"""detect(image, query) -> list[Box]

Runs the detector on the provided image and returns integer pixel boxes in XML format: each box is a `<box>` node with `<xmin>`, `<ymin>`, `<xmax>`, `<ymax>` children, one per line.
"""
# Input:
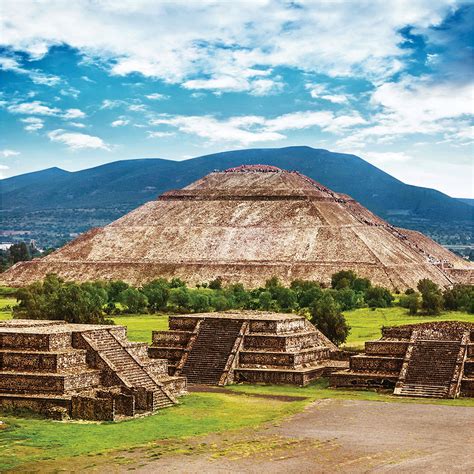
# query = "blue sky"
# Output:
<box><xmin>0</xmin><ymin>0</ymin><xmax>473</xmax><ymax>197</ymax></box>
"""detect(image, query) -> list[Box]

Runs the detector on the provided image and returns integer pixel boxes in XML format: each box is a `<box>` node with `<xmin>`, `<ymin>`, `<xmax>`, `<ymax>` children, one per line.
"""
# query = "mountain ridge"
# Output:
<box><xmin>1</xmin><ymin>147</ymin><xmax>472</xmax><ymax>248</ymax></box>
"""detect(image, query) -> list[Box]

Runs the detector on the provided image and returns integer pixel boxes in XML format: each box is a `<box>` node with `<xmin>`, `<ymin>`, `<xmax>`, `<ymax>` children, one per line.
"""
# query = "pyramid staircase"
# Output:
<box><xmin>149</xmin><ymin>312</ymin><xmax>341</xmax><ymax>386</ymax></box>
<box><xmin>331</xmin><ymin>322</ymin><xmax>473</xmax><ymax>399</ymax></box>
<box><xmin>82</xmin><ymin>330</ymin><xmax>175</xmax><ymax>409</ymax></box>
<box><xmin>178</xmin><ymin>319</ymin><xmax>245</xmax><ymax>385</ymax></box>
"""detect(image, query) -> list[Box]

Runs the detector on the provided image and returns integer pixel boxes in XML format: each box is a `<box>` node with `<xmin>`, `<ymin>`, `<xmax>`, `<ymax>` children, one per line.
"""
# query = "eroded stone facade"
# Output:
<box><xmin>2</xmin><ymin>165</ymin><xmax>472</xmax><ymax>290</ymax></box>
<box><xmin>0</xmin><ymin>320</ymin><xmax>186</xmax><ymax>420</ymax></box>
<box><xmin>330</xmin><ymin>321</ymin><xmax>474</xmax><ymax>399</ymax></box>
<box><xmin>149</xmin><ymin>311</ymin><xmax>346</xmax><ymax>387</ymax></box>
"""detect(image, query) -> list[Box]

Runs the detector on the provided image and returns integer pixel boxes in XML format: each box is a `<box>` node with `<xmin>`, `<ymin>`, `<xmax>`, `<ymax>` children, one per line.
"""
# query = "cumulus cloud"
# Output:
<box><xmin>21</xmin><ymin>117</ymin><xmax>44</xmax><ymax>132</ymax></box>
<box><xmin>111</xmin><ymin>119</ymin><xmax>130</xmax><ymax>127</ymax></box>
<box><xmin>0</xmin><ymin>0</ymin><xmax>457</xmax><ymax>93</ymax></box>
<box><xmin>7</xmin><ymin>101</ymin><xmax>61</xmax><ymax>116</ymax></box>
<box><xmin>63</xmin><ymin>108</ymin><xmax>86</xmax><ymax>120</ymax></box>
<box><xmin>0</xmin><ymin>55</ymin><xmax>61</xmax><ymax>86</ymax></box>
<box><xmin>145</xmin><ymin>93</ymin><xmax>169</xmax><ymax>100</ymax></box>
<box><xmin>0</xmin><ymin>149</ymin><xmax>20</xmax><ymax>157</ymax></box>
<box><xmin>47</xmin><ymin>129</ymin><xmax>110</xmax><ymax>151</ymax></box>
<box><xmin>150</xmin><ymin>109</ymin><xmax>366</xmax><ymax>145</ymax></box>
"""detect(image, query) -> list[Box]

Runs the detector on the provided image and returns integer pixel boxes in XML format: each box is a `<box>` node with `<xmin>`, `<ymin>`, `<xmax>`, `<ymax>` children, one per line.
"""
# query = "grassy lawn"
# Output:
<box><xmin>0</xmin><ymin>390</ymin><xmax>307</xmax><ymax>471</ymax></box>
<box><xmin>112</xmin><ymin>314</ymin><xmax>169</xmax><ymax>342</ymax></box>
<box><xmin>0</xmin><ymin>296</ymin><xmax>15</xmax><ymax>321</ymax></box>
<box><xmin>342</xmin><ymin>306</ymin><xmax>474</xmax><ymax>350</ymax></box>
<box><xmin>1</xmin><ymin>379</ymin><xmax>473</xmax><ymax>471</ymax></box>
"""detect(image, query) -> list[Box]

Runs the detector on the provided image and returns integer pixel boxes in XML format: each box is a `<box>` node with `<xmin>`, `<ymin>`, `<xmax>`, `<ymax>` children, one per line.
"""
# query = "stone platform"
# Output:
<box><xmin>330</xmin><ymin>321</ymin><xmax>474</xmax><ymax>399</ymax></box>
<box><xmin>0</xmin><ymin>320</ymin><xmax>186</xmax><ymax>420</ymax></box>
<box><xmin>148</xmin><ymin>311</ymin><xmax>344</xmax><ymax>386</ymax></box>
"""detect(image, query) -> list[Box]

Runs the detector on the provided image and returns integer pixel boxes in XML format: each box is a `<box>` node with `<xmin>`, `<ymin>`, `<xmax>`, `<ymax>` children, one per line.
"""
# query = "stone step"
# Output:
<box><xmin>0</xmin><ymin>369</ymin><xmax>101</xmax><ymax>394</ymax></box>
<box><xmin>0</xmin><ymin>349</ymin><xmax>88</xmax><ymax>372</ymax></box>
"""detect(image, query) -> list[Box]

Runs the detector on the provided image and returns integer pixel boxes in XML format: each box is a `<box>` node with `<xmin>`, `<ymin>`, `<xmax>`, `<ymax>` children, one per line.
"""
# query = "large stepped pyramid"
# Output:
<box><xmin>149</xmin><ymin>311</ymin><xmax>345</xmax><ymax>386</ymax></box>
<box><xmin>2</xmin><ymin>165</ymin><xmax>472</xmax><ymax>290</ymax></box>
<box><xmin>0</xmin><ymin>320</ymin><xmax>185</xmax><ymax>420</ymax></box>
<box><xmin>330</xmin><ymin>321</ymin><xmax>474</xmax><ymax>399</ymax></box>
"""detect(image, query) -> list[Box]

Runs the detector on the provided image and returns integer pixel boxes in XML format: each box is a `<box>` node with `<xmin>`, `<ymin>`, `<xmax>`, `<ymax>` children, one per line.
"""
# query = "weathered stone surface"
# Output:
<box><xmin>149</xmin><ymin>311</ymin><xmax>343</xmax><ymax>387</ymax></box>
<box><xmin>2</xmin><ymin>165</ymin><xmax>471</xmax><ymax>290</ymax></box>
<box><xmin>0</xmin><ymin>320</ymin><xmax>185</xmax><ymax>420</ymax></box>
<box><xmin>331</xmin><ymin>321</ymin><xmax>474</xmax><ymax>399</ymax></box>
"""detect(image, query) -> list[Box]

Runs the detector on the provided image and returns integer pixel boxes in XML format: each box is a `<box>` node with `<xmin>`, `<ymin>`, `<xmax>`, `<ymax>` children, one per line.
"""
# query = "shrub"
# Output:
<box><xmin>310</xmin><ymin>293</ymin><xmax>350</xmax><ymax>345</ymax></box>
<box><xmin>443</xmin><ymin>284</ymin><xmax>474</xmax><ymax>313</ymax></box>
<box><xmin>365</xmin><ymin>286</ymin><xmax>394</xmax><ymax>308</ymax></box>
<box><xmin>118</xmin><ymin>288</ymin><xmax>148</xmax><ymax>313</ymax></box>
<box><xmin>399</xmin><ymin>292</ymin><xmax>421</xmax><ymax>315</ymax></box>
<box><xmin>141</xmin><ymin>279</ymin><xmax>169</xmax><ymax>312</ymax></box>
<box><xmin>331</xmin><ymin>270</ymin><xmax>357</xmax><ymax>290</ymax></box>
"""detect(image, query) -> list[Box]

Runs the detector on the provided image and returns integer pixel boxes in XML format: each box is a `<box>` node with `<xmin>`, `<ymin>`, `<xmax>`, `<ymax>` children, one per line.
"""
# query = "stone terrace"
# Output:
<box><xmin>330</xmin><ymin>321</ymin><xmax>474</xmax><ymax>399</ymax></box>
<box><xmin>149</xmin><ymin>311</ymin><xmax>345</xmax><ymax>386</ymax></box>
<box><xmin>0</xmin><ymin>320</ymin><xmax>186</xmax><ymax>420</ymax></box>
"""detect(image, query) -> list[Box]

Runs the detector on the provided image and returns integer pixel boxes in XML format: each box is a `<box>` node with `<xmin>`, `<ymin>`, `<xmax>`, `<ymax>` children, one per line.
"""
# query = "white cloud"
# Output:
<box><xmin>0</xmin><ymin>149</ymin><xmax>20</xmax><ymax>157</ymax></box>
<box><xmin>145</xmin><ymin>93</ymin><xmax>169</xmax><ymax>100</ymax></box>
<box><xmin>321</xmin><ymin>94</ymin><xmax>349</xmax><ymax>104</ymax></box>
<box><xmin>147</xmin><ymin>131</ymin><xmax>175</xmax><ymax>138</ymax></box>
<box><xmin>336</xmin><ymin>75</ymin><xmax>474</xmax><ymax>150</ymax></box>
<box><xmin>7</xmin><ymin>101</ymin><xmax>60</xmax><ymax>116</ymax></box>
<box><xmin>47</xmin><ymin>129</ymin><xmax>110</xmax><ymax>151</ymax></box>
<box><xmin>111</xmin><ymin>119</ymin><xmax>130</xmax><ymax>127</ymax></box>
<box><xmin>69</xmin><ymin>122</ymin><xmax>86</xmax><ymax>128</ymax></box>
<box><xmin>21</xmin><ymin>117</ymin><xmax>44</xmax><ymax>132</ymax></box>
<box><xmin>0</xmin><ymin>55</ymin><xmax>60</xmax><ymax>86</ymax></box>
<box><xmin>63</xmin><ymin>108</ymin><xmax>86</xmax><ymax>120</ymax></box>
<box><xmin>150</xmin><ymin>109</ymin><xmax>366</xmax><ymax>145</ymax></box>
<box><xmin>128</xmin><ymin>104</ymin><xmax>147</xmax><ymax>112</ymax></box>
<box><xmin>100</xmin><ymin>99</ymin><xmax>123</xmax><ymax>109</ymax></box>
<box><xmin>0</xmin><ymin>1</ymin><xmax>456</xmax><ymax>93</ymax></box>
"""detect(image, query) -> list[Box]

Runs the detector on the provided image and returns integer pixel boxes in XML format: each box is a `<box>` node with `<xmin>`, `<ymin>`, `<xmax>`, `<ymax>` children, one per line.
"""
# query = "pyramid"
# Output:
<box><xmin>2</xmin><ymin>165</ymin><xmax>472</xmax><ymax>289</ymax></box>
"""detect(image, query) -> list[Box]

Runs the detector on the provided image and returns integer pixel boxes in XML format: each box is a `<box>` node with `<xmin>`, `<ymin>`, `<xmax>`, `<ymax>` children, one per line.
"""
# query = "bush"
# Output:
<box><xmin>119</xmin><ymin>288</ymin><xmax>148</xmax><ymax>313</ymax></box>
<box><xmin>141</xmin><ymin>279</ymin><xmax>169</xmax><ymax>312</ymax></box>
<box><xmin>365</xmin><ymin>286</ymin><xmax>394</xmax><ymax>308</ymax></box>
<box><xmin>399</xmin><ymin>292</ymin><xmax>421</xmax><ymax>315</ymax></box>
<box><xmin>443</xmin><ymin>284</ymin><xmax>474</xmax><ymax>313</ymax></box>
<box><xmin>310</xmin><ymin>293</ymin><xmax>350</xmax><ymax>345</ymax></box>
<box><xmin>168</xmin><ymin>287</ymin><xmax>191</xmax><ymax>312</ymax></box>
<box><xmin>13</xmin><ymin>274</ymin><xmax>111</xmax><ymax>324</ymax></box>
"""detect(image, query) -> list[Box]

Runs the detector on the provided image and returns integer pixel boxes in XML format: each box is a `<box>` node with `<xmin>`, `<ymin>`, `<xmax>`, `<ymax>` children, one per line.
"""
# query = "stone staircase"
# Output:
<box><xmin>395</xmin><ymin>339</ymin><xmax>464</xmax><ymax>398</ymax></box>
<box><xmin>83</xmin><ymin>330</ymin><xmax>174</xmax><ymax>409</ymax></box>
<box><xmin>179</xmin><ymin>319</ymin><xmax>244</xmax><ymax>385</ymax></box>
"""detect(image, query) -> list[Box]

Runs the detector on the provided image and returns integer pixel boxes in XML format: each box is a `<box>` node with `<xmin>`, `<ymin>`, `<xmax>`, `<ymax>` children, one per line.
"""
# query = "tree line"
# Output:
<box><xmin>12</xmin><ymin>271</ymin><xmax>474</xmax><ymax>346</ymax></box>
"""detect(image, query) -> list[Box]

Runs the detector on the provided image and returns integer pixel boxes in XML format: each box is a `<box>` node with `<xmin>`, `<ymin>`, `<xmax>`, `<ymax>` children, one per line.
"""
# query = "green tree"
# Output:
<box><xmin>141</xmin><ymin>279</ymin><xmax>169</xmax><ymax>312</ymax></box>
<box><xmin>208</xmin><ymin>277</ymin><xmax>223</xmax><ymax>290</ymax></box>
<box><xmin>119</xmin><ymin>288</ymin><xmax>148</xmax><ymax>313</ymax></box>
<box><xmin>417</xmin><ymin>279</ymin><xmax>444</xmax><ymax>315</ymax></box>
<box><xmin>310</xmin><ymin>293</ymin><xmax>350</xmax><ymax>346</ymax></box>
<box><xmin>107</xmin><ymin>280</ymin><xmax>129</xmax><ymax>302</ymax></box>
<box><xmin>365</xmin><ymin>286</ymin><xmax>394</xmax><ymax>308</ymax></box>
<box><xmin>331</xmin><ymin>270</ymin><xmax>357</xmax><ymax>290</ymax></box>
<box><xmin>168</xmin><ymin>287</ymin><xmax>192</xmax><ymax>312</ymax></box>
<box><xmin>399</xmin><ymin>292</ymin><xmax>421</xmax><ymax>315</ymax></box>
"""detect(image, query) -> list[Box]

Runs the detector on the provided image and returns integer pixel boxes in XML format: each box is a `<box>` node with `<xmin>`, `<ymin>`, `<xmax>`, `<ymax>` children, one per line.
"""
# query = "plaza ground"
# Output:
<box><xmin>1</xmin><ymin>297</ymin><xmax>473</xmax><ymax>472</ymax></box>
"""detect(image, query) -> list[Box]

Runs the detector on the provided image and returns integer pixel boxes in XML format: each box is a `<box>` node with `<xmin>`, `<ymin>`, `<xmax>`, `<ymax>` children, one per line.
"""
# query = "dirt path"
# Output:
<box><xmin>19</xmin><ymin>399</ymin><xmax>474</xmax><ymax>473</ymax></box>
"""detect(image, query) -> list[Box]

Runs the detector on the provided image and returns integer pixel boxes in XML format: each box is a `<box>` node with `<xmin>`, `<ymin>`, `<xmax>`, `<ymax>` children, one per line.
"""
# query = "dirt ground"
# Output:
<box><xmin>30</xmin><ymin>398</ymin><xmax>473</xmax><ymax>473</ymax></box>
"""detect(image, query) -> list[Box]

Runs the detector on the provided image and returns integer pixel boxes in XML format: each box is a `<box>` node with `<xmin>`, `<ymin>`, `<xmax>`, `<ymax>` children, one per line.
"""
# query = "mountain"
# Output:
<box><xmin>3</xmin><ymin>164</ymin><xmax>471</xmax><ymax>289</ymax></box>
<box><xmin>1</xmin><ymin>147</ymin><xmax>472</xmax><ymax>247</ymax></box>
<box><xmin>459</xmin><ymin>198</ymin><xmax>474</xmax><ymax>206</ymax></box>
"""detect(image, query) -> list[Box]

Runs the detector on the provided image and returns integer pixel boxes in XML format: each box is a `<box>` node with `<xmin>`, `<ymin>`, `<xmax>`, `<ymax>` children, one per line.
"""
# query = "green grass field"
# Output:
<box><xmin>342</xmin><ymin>306</ymin><xmax>474</xmax><ymax>349</ymax></box>
<box><xmin>1</xmin><ymin>297</ymin><xmax>473</xmax><ymax>347</ymax></box>
<box><xmin>2</xmin><ymin>379</ymin><xmax>473</xmax><ymax>471</ymax></box>
<box><xmin>0</xmin><ymin>294</ymin><xmax>473</xmax><ymax>470</ymax></box>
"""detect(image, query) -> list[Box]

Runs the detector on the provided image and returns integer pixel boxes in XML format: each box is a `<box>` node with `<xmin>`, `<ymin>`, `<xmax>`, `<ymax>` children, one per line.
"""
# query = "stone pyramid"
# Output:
<box><xmin>2</xmin><ymin>165</ymin><xmax>472</xmax><ymax>289</ymax></box>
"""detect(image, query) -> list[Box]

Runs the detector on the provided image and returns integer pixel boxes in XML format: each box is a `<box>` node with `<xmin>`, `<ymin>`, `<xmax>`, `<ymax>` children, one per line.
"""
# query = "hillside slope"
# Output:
<box><xmin>1</xmin><ymin>147</ymin><xmax>472</xmax><ymax>247</ymax></box>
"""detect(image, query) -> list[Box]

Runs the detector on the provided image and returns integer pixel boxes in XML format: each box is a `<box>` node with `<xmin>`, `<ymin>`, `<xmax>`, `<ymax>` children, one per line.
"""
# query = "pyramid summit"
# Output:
<box><xmin>2</xmin><ymin>166</ymin><xmax>472</xmax><ymax>289</ymax></box>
